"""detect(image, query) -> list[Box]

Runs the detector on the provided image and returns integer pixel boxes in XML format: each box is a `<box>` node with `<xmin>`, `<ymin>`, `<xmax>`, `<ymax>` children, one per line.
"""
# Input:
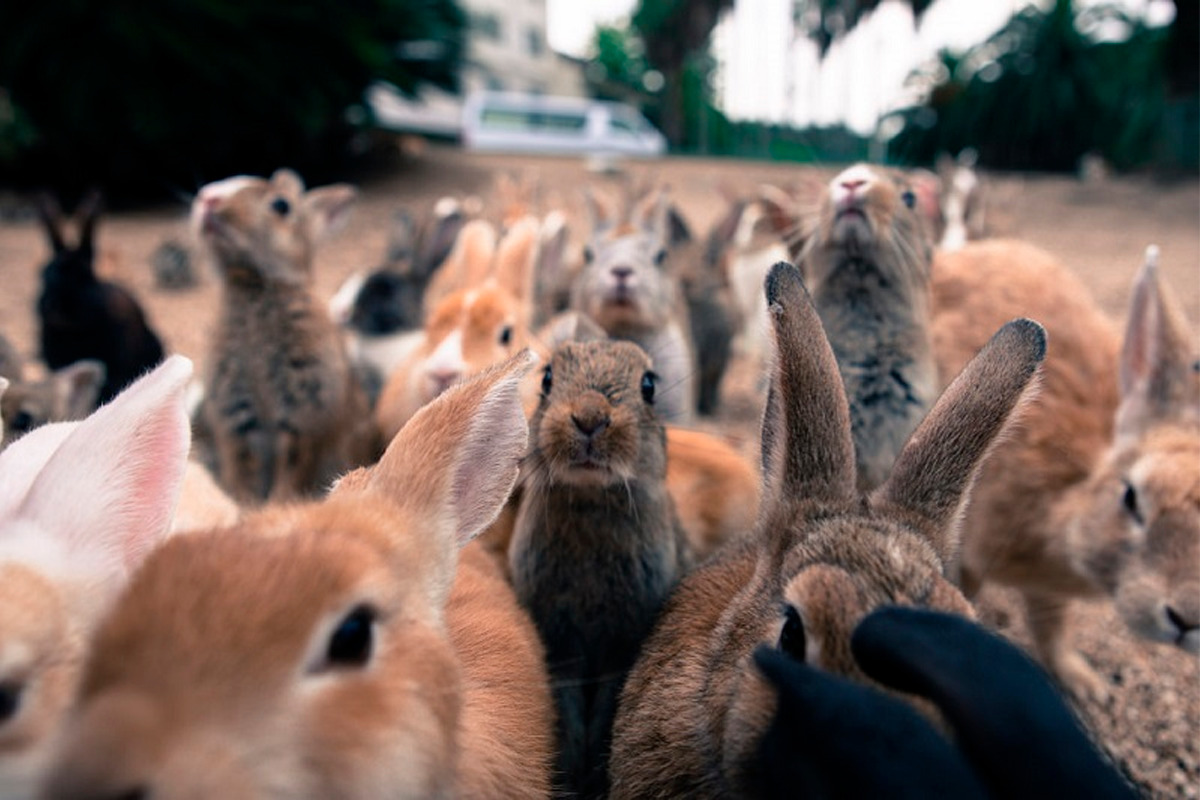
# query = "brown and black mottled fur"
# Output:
<box><xmin>510</xmin><ymin>340</ymin><xmax>691</xmax><ymax>799</ymax></box>
<box><xmin>193</xmin><ymin>169</ymin><xmax>378</xmax><ymax>503</ymax></box>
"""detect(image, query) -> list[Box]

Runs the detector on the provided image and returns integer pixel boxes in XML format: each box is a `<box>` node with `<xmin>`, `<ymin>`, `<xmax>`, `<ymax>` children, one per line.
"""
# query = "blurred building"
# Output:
<box><xmin>461</xmin><ymin>0</ymin><xmax>586</xmax><ymax>97</ymax></box>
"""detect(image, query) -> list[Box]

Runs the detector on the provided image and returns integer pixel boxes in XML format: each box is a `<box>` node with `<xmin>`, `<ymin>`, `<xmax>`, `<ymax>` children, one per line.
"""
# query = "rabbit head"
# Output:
<box><xmin>192</xmin><ymin>168</ymin><xmax>356</xmax><ymax>287</ymax></box>
<box><xmin>1070</xmin><ymin>249</ymin><xmax>1200</xmax><ymax>652</ymax></box>
<box><xmin>528</xmin><ymin>340</ymin><xmax>665</xmax><ymax>489</ymax></box>
<box><xmin>36</xmin><ymin>191</ymin><xmax>102</xmax><ymax>285</ymax></box>
<box><xmin>0</xmin><ymin>356</ymin><xmax>192</xmax><ymax>795</ymax></box>
<box><xmin>572</xmin><ymin>187</ymin><xmax>677</xmax><ymax>335</ymax></box>
<box><xmin>45</xmin><ymin>353</ymin><xmax>539</xmax><ymax>800</ymax></box>
<box><xmin>0</xmin><ymin>359</ymin><xmax>105</xmax><ymax>447</ymax></box>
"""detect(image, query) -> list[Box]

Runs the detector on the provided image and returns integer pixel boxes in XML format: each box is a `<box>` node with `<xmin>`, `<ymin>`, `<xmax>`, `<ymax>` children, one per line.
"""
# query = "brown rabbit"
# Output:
<box><xmin>935</xmin><ymin>241</ymin><xmax>1200</xmax><ymax>699</ymax></box>
<box><xmin>45</xmin><ymin>353</ymin><xmax>554</xmax><ymax>799</ymax></box>
<box><xmin>0</xmin><ymin>358</ymin><xmax>105</xmax><ymax>448</ymax></box>
<box><xmin>509</xmin><ymin>339</ymin><xmax>692</xmax><ymax>799</ymax></box>
<box><xmin>764</xmin><ymin>164</ymin><xmax>937</xmax><ymax>490</ymax></box>
<box><xmin>608</xmin><ymin>261</ymin><xmax>1046</xmax><ymax>799</ymax></box>
<box><xmin>570</xmin><ymin>187</ymin><xmax>697</xmax><ymax>425</ymax></box>
<box><xmin>192</xmin><ymin>168</ymin><xmax>377</xmax><ymax>503</ymax></box>
<box><xmin>374</xmin><ymin>216</ymin><xmax>539</xmax><ymax>441</ymax></box>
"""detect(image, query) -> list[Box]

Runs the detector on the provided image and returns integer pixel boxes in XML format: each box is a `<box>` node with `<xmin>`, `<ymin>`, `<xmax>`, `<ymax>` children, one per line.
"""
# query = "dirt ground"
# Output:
<box><xmin>0</xmin><ymin>143</ymin><xmax>1196</xmax><ymax>796</ymax></box>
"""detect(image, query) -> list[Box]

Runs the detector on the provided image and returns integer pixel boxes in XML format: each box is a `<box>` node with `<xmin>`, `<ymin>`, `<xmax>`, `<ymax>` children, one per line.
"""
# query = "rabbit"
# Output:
<box><xmin>191</xmin><ymin>168</ymin><xmax>378</xmax><ymax>504</ymax></box>
<box><xmin>0</xmin><ymin>358</ymin><xmax>105</xmax><ymax>447</ymax></box>
<box><xmin>44</xmin><ymin>353</ymin><xmax>555</xmax><ymax>800</ymax></box>
<box><xmin>768</xmin><ymin>163</ymin><xmax>938</xmax><ymax>490</ymax></box>
<box><xmin>933</xmin><ymin>148</ymin><xmax>987</xmax><ymax>252</ymax></box>
<box><xmin>607</xmin><ymin>261</ymin><xmax>1046</xmax><ymax>799</ymax></box>
<box><xmin>746</xmin><ymin>606</ymin><xmax>1135</xmax><ymax>799</ymax></box>
<box><xmin>934</xmin><ymin>241</ymin><xmax>1200</xmax><ymax>700</ymax></box>
<box><xmin>329</xmin><ymin>197</ymin><xmax>469</xmax><ymax>397</ymax></box>
<box><xmin>374</xmin><ymin>216</ymin><xmax>539</xmax><ymax>441</ymax></box>
<box><xmin>0</xmin><ymin>355</ymin><xmax>192</xmax><ymax>797</ymax></box>
<box><xmin>509</xmin><ymin>339</ymin><xmax>692</xmax><ymax>799</ymax></box>
<box><xmin>0</xmin><ymin>331</ymin><xmax>22</xmax><ymax>382</ymax></box>
<box><xmin>35</xmin><ymin>190</ymin><xmax>165</xmax><ymax>404</ymax></box>
<box><xmin>570</xmin><ymin>186</ymin><xmax>697</xmax><ymax>425</ymax></box>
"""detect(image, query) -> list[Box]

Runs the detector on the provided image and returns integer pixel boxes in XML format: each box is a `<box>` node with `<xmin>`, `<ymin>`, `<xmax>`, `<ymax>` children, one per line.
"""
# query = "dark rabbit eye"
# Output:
<box><xmin>653</xmin><ymin>249</ymin><xmax>667</xmax><ymax>266</ymax></box>
<box><xmin>640</xmin><ymin>371</ymin><xmax>656</xmax><ymax>404</ymax></box>
<box><xmin>498</xmin><ymin>325</ymin><xmax>513</xmax><ymax>346</ymax></box>
<box><xmin>270</xmin><ymin>197</ymin><xmax>291</xmax><ymax>217</ymax></box>
<box><xmin>326</xmin><ymin>605</ymin><xmax>375</xmax><ymax>668</ymax></box>
<box><xmin>1122</xmin><ymin>481</ymin><xmax>1143</xmax><ymax>525</ymax></box>
<box><xmin>901</xmin><ymin>189</ymin><xmax>916</xmax><ymax>209</ymax></box>
<box><xmin>541</xmin><ymin>365</ymin><xmax>553</xmax><ymax>397</ymax></box>
<box><xmin>778</xmin><ymin>606</ymin><xmax>806</xmax><ymax>662</ymax></box>
<box><xmin>582</xmin><ymin>246</ymin><xmax>594</xmax><ymax>264</ymax></box>
<box><xmin>0</xmin><ymin>682</ymin><xmax>22</xmax><ymax>723</ymax></box>
<box><xmin>9</xmin><ymin>410</ymin><xmax>34</xmax><ymax>433</ymax></box>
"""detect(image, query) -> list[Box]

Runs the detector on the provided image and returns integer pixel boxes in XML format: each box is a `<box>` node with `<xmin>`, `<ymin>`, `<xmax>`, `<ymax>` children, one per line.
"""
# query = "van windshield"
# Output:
<box><xmin>480</xmin><ymin>108</ymin><xmax>587</xmax><ymax>132</ymax></box>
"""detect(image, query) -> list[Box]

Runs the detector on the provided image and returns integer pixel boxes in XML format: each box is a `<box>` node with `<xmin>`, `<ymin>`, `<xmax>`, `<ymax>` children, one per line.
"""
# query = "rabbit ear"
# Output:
<box><xmin>759</xmin><ymin>262</ymin><xmax>856</xmax><ymax>513</ymax></box>
<box><xmin>1</xmin><ymin>356</ymin><xmax>193</xmax><ymax>578</ymax></box>
<box><xmin>446</xmin><ymin>219</ymin><xmax>499</xmax><ymax>289</ymax></box>
<box><xmin>871</xmin><ymin>319</ymin><xmax>1045</xmax><ymax>563</ymax></box>
<box><xmin>493</xmin><ymin>216</ymin><xmax>539</xmax><ymax>303</ymax></box>
<box><xmin>271</xmin><ymin>167</ymin><xmax>305</xmax><ymax>195</ymax></box>
<box><xmin>302</xmin><ymin>183</ymin><xmax>357</xmax><ymax>241</ymax></box>
<box><xmin>749</xmin><ymin>645</ymin><xmax>986</xmax><ymax>800</ymax></box>
<box><xmin>1117</xmin><ymin>246</ymin><xmax>1199</xmax><ymax>438</ymax></box>
<box><xmin>412</xmin><ymin>198</ymin><xmax>465</xmax><ymax>281</ymax></box>
<box><xmin>385</xmin><ymin>209</ymin><xmax>418</xmax><ymax>265</ymax></box>
<box><xmin>357</xmin><ymin>350</ymin><xmax>535</xmax><ymax>602</ymax></box>
<box><xmin>75</xmin><ymin>189</ymin><xmax>104</xmax><ymax>252</ymax></box>
<box><xmin>851</xmin><ymin>607</ymin><xmax>1135</xmax><ymax>800</ymax></box>
<box><xmin>52</xmin><ymin>359</ymin><xmax>106</xmax><ymax>419</ymax></box>
<box><xmin>584</xmin><ymin>187</ymin><xmax>613</xmax><ymax>237</ymax></box>
<box><xmin>36</xmin><ymin>192</ymin><xmax>68</xmax><ymax>253</ymax></box>
<box><xmin>535</xmin><ymin>210</ymin><xmax>570</xmax><ymax>287</ymax></box>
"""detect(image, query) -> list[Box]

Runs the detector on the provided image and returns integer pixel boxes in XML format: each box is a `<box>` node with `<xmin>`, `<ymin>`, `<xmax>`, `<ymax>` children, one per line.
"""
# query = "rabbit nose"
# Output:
<box><xmin>611</xmin><ymin>266</ymin><xmax>635</xmax><ymax>282</ymax></box>
<box><xmin>572</xmin><ymin>412</ymin><xmax>610</xmax><ymax>437</ymax></box>
<box><xmin>840</xmin><ymin>179</ymin><xmax>867</xmax><ymax>194</ymax></box>
<box><xmin>428</xmin><ymin>369</ymin><xmax>460</xmax><ymax>395</ymax></box>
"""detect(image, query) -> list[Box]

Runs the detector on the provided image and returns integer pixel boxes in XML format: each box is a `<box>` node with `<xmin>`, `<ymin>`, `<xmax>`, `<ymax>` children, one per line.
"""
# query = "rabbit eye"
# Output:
<box><xmin>8</xmin><ymin>410</ymin><xmax>34</xmax><ymax>433</ymax></box>
<box><xmin>582</xmin><ymin>246</ymin><xmax>594</xmax><ymax>264</ymax></box>
<box><xmin>778</xmin><ymin>606</ymin><xmax>806</xmax><ymax>662</ymax></box>
<box><xmin>498</xmin><ymin>325</ymin><xmax>513</xmax><ymax>346</ymax></box>
<box><xmin>270</xmin><ymin>197</ymin><xmax>291</xmax><ymax>217</ymax></box>
<box><xmin>326</xmin><ymin>605</ymin><xmax>375</xmax><ymax>668</ymax></box>
<box><xmin>541</xmin><ymin>365</ymin><xmax>553</xmax><ymax>397</ymax></box>
<box><xmin>1121</xmin><ymin>481</ymin><xmax>1143</xmax><ymax>525</ymax></box>
<box><xmin>901</xmin><ymin>189</ymin><xmax>916</xmax><ymax>209</ymax></box>
<box><xmin>653</xmin><ymin>249</ymin><xmax>667</xmax><ymax>266</ymax></box>
<box><xmin>0</xmin><ymin>681</ymin><xmax>22</xmax><ymax>724</ymax></box>
<box><xmin>641</xmin><ymin>371</ymin><xmax>657</xmax><ymax>404</ymax></box>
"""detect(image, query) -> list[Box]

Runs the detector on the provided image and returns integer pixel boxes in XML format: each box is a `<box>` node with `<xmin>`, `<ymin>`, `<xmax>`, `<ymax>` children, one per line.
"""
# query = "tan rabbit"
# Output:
<box><xmin>45</xmin><ymin>353</ymin><xmax>554</xmax><ymax>799</ymax></box>
<box><xmin>375</xmin><ymin>217</ymin><xmax>539</xmax><ymax>441</ymax></box>
<box><xmin>0</xmin><ymin>356</ymin><xmax>192</xmax><ymax>796</ymax></box>
<box><xmin>192</xmin><ymin>169</ymin><xmax>378</xmax><ymax>503</ymax></box>
<box><xmin>0</xmin><ymin>358</ymin><xmax>105</xmax><ymax>448</ymax></box>
<box><xmin>935</xmin><ymin>241</ymin><xmax>1200</xmax><ymax>699</ymax></box>
<box><xmin>570</xmin><ymin>186</ymin><xmax>697</xmax><ymax>425</ymax></box>
<box><xmin>509</xmin><ymin>339</ymin><xmax>692</xmax><ymax>799</ymax></box>
<box><xmin>608</xmin><ymin>261</ymin><xmax>1046</xmax><ymax>799</ymax></box>
<box><xmin>769</xmin><ymin>163</ymin><xmax>938</xmax><ymax>490</ymax></box>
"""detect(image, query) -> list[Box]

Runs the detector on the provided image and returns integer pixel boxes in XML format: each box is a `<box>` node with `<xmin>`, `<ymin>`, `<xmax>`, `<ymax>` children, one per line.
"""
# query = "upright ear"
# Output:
<box><xmin>356</xmin><ymin>350</ymin><xmax>535</xmax><ymax>602</ymax></box>
<box><xmin>872</xmin><ymin>319</ymin><xmax>1045</xmax><ymax>564</ymax></box>
<box><xmin>583</xmin><ymin>187</ymin><xmax>613</xmax><ymax>238</ymax></box>
<box><xmin>412</xmin><ymin>198</ymin><xmax>465</xmax><ymax>281</ymax></box>
<box><xmin>53</xmin><ymin>359</ymin><xmax>106</xmax><ymax>419</ymax></box>
<box><xmin>493</xmin><ymin>216</ymin><xmax>540</xmax><ymax>303</ymax></box>
<box><xmin>36</xmin><ymin>192</ymin><xmax>67</xmax><ymax>253</ymax></box>
<box><xmin>75</xmin><ymin>189</ymin><xmax>104</xmax><ymax>252</ymax></box>
<box><xmin>9</xmin><ymin>355</ymin><xmax>193</xmax><ymax>577</ymax></box>
<box><xmin>1116</xmin><ymin>246</ymin><xmax>1200</xmax><ymax>438</ymax></box>
<box><xmin>534</xmin><ymin>210</ymin><xmax>571</xmax><ymax>289</ymax></box>
<box><xmin>385</xmin><ymin>209</ymin><xmax>418</xmax><ymax>265</ymax></box>
<box><xmin>852</xmin><ymin>607</ymin><xmax>1136</xmax><ymax>800</ymax></box>
<box><xmin>450</xmin><ymin>219</ymin><xmax>499</xmax><ymax>289</ymax></box>
<box><xmin>303</xmin><ymin>183</ymin><xmax>358</xmax><ymax>241</ymax></box>
<box><xmin>759</xmin><ymin>262</ymin><xmax>856</xmax><ymax>516</ymax></box>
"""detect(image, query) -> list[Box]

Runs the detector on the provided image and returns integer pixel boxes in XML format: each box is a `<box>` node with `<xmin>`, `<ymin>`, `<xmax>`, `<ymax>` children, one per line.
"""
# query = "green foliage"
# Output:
<box><xmin>885</xmin><ymin>0</ymin><xmax>1175</xmax><ymax>173</ymax></box>
<box><xmin>0</xmin><ymin>0</ymin><xmax>465</xmax><ymax>200</ymax></box>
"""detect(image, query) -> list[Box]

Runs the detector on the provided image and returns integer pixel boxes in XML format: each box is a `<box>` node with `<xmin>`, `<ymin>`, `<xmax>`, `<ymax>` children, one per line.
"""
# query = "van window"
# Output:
<box><xmin>479</xmin><ymin>108</ymin><xmax>587</xmax><ymax>133</ymax></box>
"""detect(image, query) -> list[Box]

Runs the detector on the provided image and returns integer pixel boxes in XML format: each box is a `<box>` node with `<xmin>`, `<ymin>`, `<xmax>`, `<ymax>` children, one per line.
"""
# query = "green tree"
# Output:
<box><xmin>0</xmin><ymin>0</ymin><xmax>465</xmax><ymax>200</ymax></box>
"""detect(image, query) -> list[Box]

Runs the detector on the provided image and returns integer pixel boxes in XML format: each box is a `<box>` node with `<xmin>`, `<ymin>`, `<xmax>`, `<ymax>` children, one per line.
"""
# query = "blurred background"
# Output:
<box><xmin>0</xmin><ymin>0</ymin><xmax>1195</xmax><ymax>202</ymax></box>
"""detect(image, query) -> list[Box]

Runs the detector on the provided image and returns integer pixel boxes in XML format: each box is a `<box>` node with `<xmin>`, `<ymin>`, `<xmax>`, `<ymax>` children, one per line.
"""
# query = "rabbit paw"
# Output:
<box><xmin>1053</xmin><ymin>651</ymin><xmax>1110</xmax><ymax>705</ymax></box>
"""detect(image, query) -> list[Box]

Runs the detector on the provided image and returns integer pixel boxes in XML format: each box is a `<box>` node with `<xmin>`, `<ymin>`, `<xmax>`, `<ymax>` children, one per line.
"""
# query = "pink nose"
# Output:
<box><xmin>428</xmin><ymin>370</ymin><xmax>460</xmax><ymax>395</ymax></box>
<box><xmin>840</xmin><ymin>179</ymin><xmax>867</xmax><ymax>193</ymax></box>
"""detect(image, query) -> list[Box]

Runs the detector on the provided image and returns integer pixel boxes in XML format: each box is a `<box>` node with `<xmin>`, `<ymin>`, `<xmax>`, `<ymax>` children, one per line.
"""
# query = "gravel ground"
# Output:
<box><xmin>0</xmin><ymin>143</ymin><xmax>1196</xmax><ymax>796</ymax></box>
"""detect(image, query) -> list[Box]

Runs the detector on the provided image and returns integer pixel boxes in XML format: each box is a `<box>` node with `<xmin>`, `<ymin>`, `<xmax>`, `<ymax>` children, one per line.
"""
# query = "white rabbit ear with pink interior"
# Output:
<box><xmin>0</xmin><ymin>355</ymin><xmax>194</xmax><ymax>595</ymax></box>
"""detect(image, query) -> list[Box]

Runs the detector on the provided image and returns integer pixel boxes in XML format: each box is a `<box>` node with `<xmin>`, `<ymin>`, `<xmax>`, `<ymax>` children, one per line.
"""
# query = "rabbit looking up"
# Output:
<box><xmin>45</xmin><ymin>353</ymin><xmax>554</xmax><ymax>800</ymax></box>
<box><xmin>192</xmin><ymin>169</ymin><xmax>377</xmax><ymax>503</ymax></box>
<box><xmin>510</xmin><ymin>339</ymin><xmax>691</xmax><ymax>799</ymax></box>
<box><xmin>608</xmin><ymin>261</ymin><xmax>1046</xmax><ymax>799</ymax></box>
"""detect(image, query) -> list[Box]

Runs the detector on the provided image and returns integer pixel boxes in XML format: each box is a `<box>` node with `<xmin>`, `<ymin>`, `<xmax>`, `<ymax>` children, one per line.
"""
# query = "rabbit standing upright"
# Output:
<box><xmin>192</xmin><ymin>169</ymin><xmax>378</xmax><ymax>503</ymax></box>
<box><xmin>35</xmin><ymin>191</ymin><xmax>165</xmax><ymax>403</ymax></box>
<box><xmin>510</xmin><ymin>339</ymin><xmax>692</xmax><ymax>799</ymax></box>
<box><xmin>46</xmin><ymin>354</ymin><xmax>554</xmax><ymax>799</ymax></box>
<box><xmin>608</xmin><ymin>261</ymin><xmax>1046</xmax><ymax>798</ymax></box>
<box><xmin>935</xmin><ymin>241</ymin><xmax>1200</xmax><ymax>699</ymax></box>
<box><xmin>0</xmin><ymin>356</ymin><xmax>192</xmax><ymax>795</ymax></box>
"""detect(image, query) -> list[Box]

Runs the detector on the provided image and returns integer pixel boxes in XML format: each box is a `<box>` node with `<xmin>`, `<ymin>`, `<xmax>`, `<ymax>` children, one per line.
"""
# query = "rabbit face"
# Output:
<box><xmin>574</xmin><ymin>227</ymin><xmax>674</xmax><ymax>334</ymax></box>
<box><xmin>531</xmin><ymin>341</ymin><xmax>661</xmax><ymax>489</ymax></box>
<box><xmin>417</xmin><ymin>286</ymin><xmax>522</xmax><ymax>403</ymax></box>
<box><xmin>1073</xmin><ymin>428</ymin><xmax>1200</xmax><ymax>652</ymax></box>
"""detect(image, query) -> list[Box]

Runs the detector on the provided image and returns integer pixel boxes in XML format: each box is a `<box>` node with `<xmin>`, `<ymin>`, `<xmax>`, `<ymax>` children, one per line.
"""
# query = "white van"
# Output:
<box><xmin>461</xmin><ymin>91</ymin><xmax>667</xmax><ymax>159</ymax></box>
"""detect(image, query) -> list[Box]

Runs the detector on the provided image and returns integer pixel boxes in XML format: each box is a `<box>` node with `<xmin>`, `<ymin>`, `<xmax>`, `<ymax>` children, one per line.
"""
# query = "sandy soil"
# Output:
<box><xmin>0</xmin><ymin>143</ymin><xmax>1196</xmax><ymax>796</ymax></box>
